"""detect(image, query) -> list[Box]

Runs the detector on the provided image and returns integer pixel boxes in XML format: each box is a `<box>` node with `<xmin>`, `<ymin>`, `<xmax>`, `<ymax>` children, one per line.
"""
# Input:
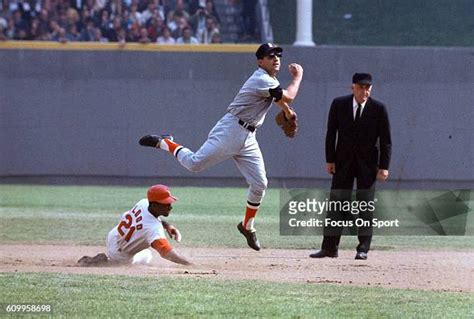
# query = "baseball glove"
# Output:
<box><xmin>275</xmin><ymin>109</ymin><xmax>298</xmax><ymax>138</ymax></box>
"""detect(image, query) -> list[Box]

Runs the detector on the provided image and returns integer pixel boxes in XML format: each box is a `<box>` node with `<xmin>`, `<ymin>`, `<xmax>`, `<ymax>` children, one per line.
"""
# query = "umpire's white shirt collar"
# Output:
<box><xmin>353</xmin><ymin>97</ymin><xmax>367</xmax><ymax>119</ymax></box>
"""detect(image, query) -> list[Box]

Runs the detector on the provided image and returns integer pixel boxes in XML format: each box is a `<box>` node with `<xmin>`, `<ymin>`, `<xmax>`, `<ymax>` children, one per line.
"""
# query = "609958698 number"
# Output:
<box><xmin>3</xmin><ymin>304</ymin><xmax>52</xmax><ymax>313</ymax></box>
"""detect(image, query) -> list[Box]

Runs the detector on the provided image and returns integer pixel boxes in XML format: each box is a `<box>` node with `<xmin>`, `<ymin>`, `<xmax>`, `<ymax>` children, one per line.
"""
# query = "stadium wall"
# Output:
<box><xmin>1</xmin><ymin>44</ymin><xmax>472</xmax><ymax>189</ymax></box>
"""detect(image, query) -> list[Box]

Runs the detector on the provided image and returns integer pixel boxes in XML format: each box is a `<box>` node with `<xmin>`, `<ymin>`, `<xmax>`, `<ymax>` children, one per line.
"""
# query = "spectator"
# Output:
<box><xmin>146</xmin><ymin>13</ymin><xmax>164</xmax><ymax>42</ymax></box>
<box><xmin>57</xmin><ymin>10</ymin><xmax>69</xmax><ymax>29</ymax></box>
<box><xmin>0</xmin><ymin>25</ymin><xmax>7</xmax><ymax>41</ymax></box>
<box><xmin>137</xmin><ymin>26</ymin><xmax>150</xmax><ymax>43</ymax></box>
<box><xmin>66</xmin><ymin>7</ymin><xmax>80</xmax><ymax>30</ymax></box>
<box><xmin>187</xmin><ymin>0</ymin><xmax>206</xmax><ymax>16</ymax></box>
<box><xmin>95</xmin><ymin>28</ymin><xmax>109</xmax><ymax>42</ymax></box>
<box><xmin>71</xmin><ymin>0</ymin><xmax>85</xmax><ymax>11</ymax></box>
<box><xmin>140</xmin><ymin>0</ymin><xmax>164</xmax><ymax>25</ymax></box>
<box><xmin>83</xmin><ymin>0</ymin><xmax>95</xmax><ymax>11</ymax></box>
<box><xmin>106</xmin><ymin>0</ymin><xmax>123</xmax><ymax>21</ymax></box>
<box><xmin>170</xmin><ymin>14</ymin><xmax>188</xmax><ymax>39</ymax></box>
<box><xmin>98</xmin><ymin>9</ymin><xmax>111</xmax><ymax>38</ymax></box>
<box><xmin>0</xmin><ymin>16</ymin><xmax>7</xmax><ymax>40</ymax></box>
<box><xmin>189</xmin><ymin>5</ymin><xmax>206</xmax><ymax>39</ymax></box>
<box><xmin>53</xmin><ymin>27</ymin><xmax>68</xmax><ymax>43</ymax></box>
<box><xmin>38</xmin><ymin>9</ymin><xmax>51</xmax><ymax>34</ymax></box>
<box><xmin>156</xmin><ymin>26</ymin><xmax>175</xmax><ymax>44</ymax></box>
<box><xmin>136</xmin><ymin>0</ymin><xmax>149</xmax><ymax>12</ymax></box>
<box><xmin>76</xmin><ymin>8</ymin><xmax>88</xmax><ymax>31</ymax></box>
<box><xmin>198</xmin><ymin>16</ymin><xmax>218</xmax><ymax>43</ymax></box>
<box><xmin>48</xmin><ymin>20</ymin><xmax>61</xmax><ymax>40</ymax></box>
<box><xmin>65</xmin><ymin>24</ymin><xmax>81</xmax><ymax>41</ymax></box>
<box><xmin>117</xmin><ymin>26</ymin><xmax>127</xmax><ymax>46</ymax></box>
<box><xmin>82</xmin><ymin>0</ymin><xmax>100</xmax><ymax>23</ymax></box>
<box><xmin>204</xmin><ymin>0</ymin><xmax>219</xmax><ymax>25</ymax></box>
<box><xmin>210</xmin><ymin>31</ymin><xmax>221</xmax><ymax>43</ymax></box>
<box><xmin>12</xmin><ymin>9</ymin><xmax>28</xmax><ymax>32</ymax></box>
<box><xmin>80</xmin><ymin>17</ymin><xmax>97</xmax><ymax>41</ymax></box>
<box><xmin>241</xmin><ymin>0</ymin><xmax>257</xmax><ymax>42</ymax></box>
<box><xmin>166</xmin><ymin>0</ymin><xmax>189</xmax><ymax>25</ymax></box>
<box><xmin>5</xmin><ymin>17</ymin><xmax>16</xmax><ymax>39</ymax></box>
<box><xmin>15</xmin><ymin>28</ymin><xmax>28</xmax><ymax>40</ymax></box>
<box><xmin>0</xmin><ymin>0</ymin><xmax>228</xmax><ymax>44</ymax></box>
<box><xmin>95</xmin><ymin>0</ymin><xmax>107</xmax><ymax>11</ymax></box>
<box><xmin>107</xmin><ymin>16</ymin><xmax>124</xmax><ymax>41</ymax></box>
<box><xmin>126</xmin><ymin>21</ymin><xmax>141</xmax><ymax>41</ymax></box>
<box><xmin>27</xmin><ymin>17</ymin><xmax>45</xmax><ymax>40</ymax></box>
<box><xmin>127</xmin><ymin>3</ymin><xmax>142</xmax><ymax>27</ymax></box>
<box><xmin>55</xmin><ymin>0</ymin><xmax>72</xmax><ymax>14</ymax></box>
<box><xmin>190</xmin><ymin>0</ymin><xmax>218</xmax><ymax>38</ymax></box>
<box><xmin>176</xmin><ymin>25</ymin><xmax>198</xmax><ymax>44</ymax></box>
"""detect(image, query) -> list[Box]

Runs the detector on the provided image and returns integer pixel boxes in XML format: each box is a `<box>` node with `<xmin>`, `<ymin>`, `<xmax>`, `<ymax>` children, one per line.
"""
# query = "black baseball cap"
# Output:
<box><xmin>352</xmin><ymin>73</ymin><xmax>372</xmax><ymax>85</ymax></box>
<box><xmin>255</xmin><ymin>43</ymin><xmax>283</xmax><ymax>59</ymax></box>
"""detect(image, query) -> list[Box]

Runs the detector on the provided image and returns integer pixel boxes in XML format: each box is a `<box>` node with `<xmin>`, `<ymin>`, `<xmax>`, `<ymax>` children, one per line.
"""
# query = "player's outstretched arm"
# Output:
<box><xmin>151</xmin><ymin>239</ymin><xmax>192</xmax><ymax>265</ymax></box>
<box><xmin>163</xmin><ymin>249</ymin><xmax>192</xmax><ymax>265</ymax></box>
<box><xmin>281</xmin><ymin>63</ymin><xmax>303</xmax><ymax>104</ymax></box>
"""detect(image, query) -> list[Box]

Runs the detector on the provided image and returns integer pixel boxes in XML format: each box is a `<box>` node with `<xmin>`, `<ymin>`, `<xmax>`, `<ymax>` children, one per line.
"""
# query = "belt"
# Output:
<box><xmin>238</xmin><ymin>119</ymin><xmax>256</xmax><ymax>132</ymax></box>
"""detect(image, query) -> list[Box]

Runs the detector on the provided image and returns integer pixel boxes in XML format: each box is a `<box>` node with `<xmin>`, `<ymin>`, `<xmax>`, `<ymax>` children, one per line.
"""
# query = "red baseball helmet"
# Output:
<box><xmin>147</xmin><ymin>184</ymin><xmax>178</xmax><ymax>204</ymax></box>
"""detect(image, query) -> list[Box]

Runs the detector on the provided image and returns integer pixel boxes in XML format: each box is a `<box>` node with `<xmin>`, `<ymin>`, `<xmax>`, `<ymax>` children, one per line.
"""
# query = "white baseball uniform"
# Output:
<box><xmin>175</xmin><ymin>67</ymin><xmax>280</xmax><ymax>205</ymax></box>
<box><xmin>106</xmin><ymin>198</ymin><xmax>168</xmax><ymax>263</ymax></box>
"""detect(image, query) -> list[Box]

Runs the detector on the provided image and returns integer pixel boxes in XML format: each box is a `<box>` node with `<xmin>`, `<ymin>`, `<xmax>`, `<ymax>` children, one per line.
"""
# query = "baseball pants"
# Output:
<box><xmin>176</xmin><ymin>113</ymin><xmax>268</xmax><ymax>204</ymax></box>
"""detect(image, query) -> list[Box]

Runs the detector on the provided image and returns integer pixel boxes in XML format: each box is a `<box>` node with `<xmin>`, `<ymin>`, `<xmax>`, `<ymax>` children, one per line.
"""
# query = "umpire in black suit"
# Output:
<box><xmin>310</xmin><ymin>73</ymin><xmax>392</xmax><ymax>260</ymax></box>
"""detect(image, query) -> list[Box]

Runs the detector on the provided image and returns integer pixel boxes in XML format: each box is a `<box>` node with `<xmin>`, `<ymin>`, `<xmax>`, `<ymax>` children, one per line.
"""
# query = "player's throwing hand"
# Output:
<box><xmin>288</xmin><ymin>63</ymin><xmax>303</xmax><ymax>79</ymax></box>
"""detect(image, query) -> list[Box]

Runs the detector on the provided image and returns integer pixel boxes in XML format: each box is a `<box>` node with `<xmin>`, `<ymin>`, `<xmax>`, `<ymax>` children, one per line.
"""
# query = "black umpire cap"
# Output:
<box><xmin>255</xmin><ymin>43</ymin><xmax>283</xmax><ymax>59</ymax></box>
<box><xmin>352</xmin><ymin>73</ymin><xmax>373</xmax><ymax>85</ymax></box>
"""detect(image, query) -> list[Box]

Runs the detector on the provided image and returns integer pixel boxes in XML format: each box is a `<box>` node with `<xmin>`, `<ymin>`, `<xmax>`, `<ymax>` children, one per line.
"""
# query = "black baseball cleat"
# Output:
<box><xmin>237</xmin><ymin>222</ymin><xmax>261</xmax><ymax>251</ymax></box>
<box><xmin>355</xmin><ymin>252</ymin><xmax>368</xmax><ymax>260</ymax></box>
<box><xmin>139</xmin><ymin>134</ymin><xmax>173</xmax><ymax>148</ymax></box>
<box><xmin>309</xmin><ymin>250</ymin><xmax>338</xmax><ymax>258</ymax></box>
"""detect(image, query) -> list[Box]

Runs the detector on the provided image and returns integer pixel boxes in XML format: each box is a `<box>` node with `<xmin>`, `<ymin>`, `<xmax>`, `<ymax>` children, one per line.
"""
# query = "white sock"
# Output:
<box><xmin>159</xmin><ymin>139</ymin><xmax>170</xmax><ymax>151</ymax></box>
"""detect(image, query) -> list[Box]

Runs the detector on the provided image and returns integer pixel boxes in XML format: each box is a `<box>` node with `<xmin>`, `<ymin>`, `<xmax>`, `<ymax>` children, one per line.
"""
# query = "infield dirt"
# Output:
<box><xmin>1</xmin><ymin>244</ymin><xmax>472</xmax><ymax>292</ymax></box>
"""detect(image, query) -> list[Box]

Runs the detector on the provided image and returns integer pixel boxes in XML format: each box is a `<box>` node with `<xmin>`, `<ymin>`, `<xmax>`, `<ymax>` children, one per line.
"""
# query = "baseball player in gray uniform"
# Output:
<box><xmin>139</xmin><ymin>43</ymin><xmax>303</xmax><ymax>251</ymax></box>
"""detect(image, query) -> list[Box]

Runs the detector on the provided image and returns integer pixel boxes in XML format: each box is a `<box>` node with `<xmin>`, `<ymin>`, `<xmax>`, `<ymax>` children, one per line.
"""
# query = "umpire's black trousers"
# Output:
<box><xmin>320</xmin><ymin>160</ymin><xmax>376</xmax><ymax>253</ymax></box>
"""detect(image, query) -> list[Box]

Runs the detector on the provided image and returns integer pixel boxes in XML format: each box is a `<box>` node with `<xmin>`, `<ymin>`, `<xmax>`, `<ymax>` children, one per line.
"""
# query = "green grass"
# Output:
<box><xmin>0</xmin><ymin>272</ymin><xmax>472</xmax><ymax>318</ymax></box>
<box><xmin>269</xmin><ymin>0</ymin><xmax>474</xmax><ymax>46</ymax></box>
<box><xmin>1</xmin><ymin>185</ymin><xmax>473</xmax><ymax>318</ymax></box>
<box><xmin>0</xmin><ymin>184</ymin><xmax>473</xmax><ymax>250</ymax></box>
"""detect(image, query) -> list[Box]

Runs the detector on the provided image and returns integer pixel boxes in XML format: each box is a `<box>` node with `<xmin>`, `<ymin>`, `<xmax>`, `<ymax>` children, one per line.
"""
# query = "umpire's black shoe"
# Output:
<box><xmin>237</xmin><ymin>222</ymin><xmax>261</xmax><ymax>251</ymax></box>
<box><xmin>309</xmin><ymin>250</ymin><xmax>338</xmax><ymax>258</ymax></box>
<box><xmin>139</xmin><ymin>134</ymin><xmax>173</xmax><ymax>148</ymax></box>
<box><xmin>355</xmin><ymin>252</ymin><xmax>368</xmax><ymax>260</ymax></box>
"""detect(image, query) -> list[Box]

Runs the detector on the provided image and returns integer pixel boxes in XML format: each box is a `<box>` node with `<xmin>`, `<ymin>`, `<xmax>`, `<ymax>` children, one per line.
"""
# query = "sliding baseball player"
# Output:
<box><xmin>78</xmin><ymin>184</ymin><xmax>191</xmax><ymax>266</ymax></box>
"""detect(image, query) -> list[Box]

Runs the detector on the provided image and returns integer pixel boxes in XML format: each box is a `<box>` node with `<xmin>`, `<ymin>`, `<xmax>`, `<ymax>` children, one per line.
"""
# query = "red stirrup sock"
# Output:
<box><xmin>243</xmin><ymin>201</ymin><xmax>260</xmax><ymax>231</ymax></box>
<box><xmin>160</xmin><ymin>139</ymin><xmax>183</xmax><ymax>157</ymax></box>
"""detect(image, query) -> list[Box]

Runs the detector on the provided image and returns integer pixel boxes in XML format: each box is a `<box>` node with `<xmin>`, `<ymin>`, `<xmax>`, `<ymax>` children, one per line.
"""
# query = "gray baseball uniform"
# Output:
<box><xmin>175</xmin><ymin>67</ymin><xmax>280</xmax><ymax>204</ymax></box>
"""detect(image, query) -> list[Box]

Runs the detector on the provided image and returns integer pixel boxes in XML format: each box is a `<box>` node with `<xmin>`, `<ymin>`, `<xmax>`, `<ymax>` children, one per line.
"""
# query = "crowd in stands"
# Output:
<box><xmin>0</xmin><ymin>0</ymin><xmax>228</xmax><ymax>43</ymax></box>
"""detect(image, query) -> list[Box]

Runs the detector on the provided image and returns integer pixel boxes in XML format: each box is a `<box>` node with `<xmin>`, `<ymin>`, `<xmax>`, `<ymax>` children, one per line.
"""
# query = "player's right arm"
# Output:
<box><xmin>162</xmin><ymin>249</ymin><xmax>192</xmax><ymax>265</ymax></box>
<box><xmin>151</xmin><ymin>239</ymin><xmax>192</xmax><ymax>265</ymax></box>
